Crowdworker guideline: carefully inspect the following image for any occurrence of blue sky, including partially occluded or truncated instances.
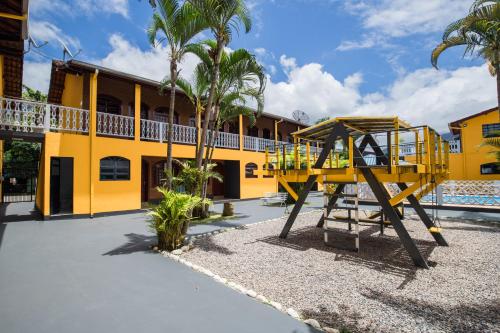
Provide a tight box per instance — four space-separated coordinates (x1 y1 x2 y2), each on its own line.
24 0 496 132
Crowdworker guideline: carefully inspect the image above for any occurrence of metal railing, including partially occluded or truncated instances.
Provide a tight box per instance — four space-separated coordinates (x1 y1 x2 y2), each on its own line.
0 97 89 133
97 112 134 138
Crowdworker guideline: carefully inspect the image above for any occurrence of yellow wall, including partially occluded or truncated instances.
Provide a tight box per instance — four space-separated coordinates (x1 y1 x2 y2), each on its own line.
40 131 277 216
449 110 500 180
61 74 84 108
36 71 281 216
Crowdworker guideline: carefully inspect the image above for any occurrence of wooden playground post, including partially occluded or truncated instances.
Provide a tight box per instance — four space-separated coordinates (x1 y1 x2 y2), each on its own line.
348 136 354 169
415 130 420 164
306 142 311 170
394 120 400 166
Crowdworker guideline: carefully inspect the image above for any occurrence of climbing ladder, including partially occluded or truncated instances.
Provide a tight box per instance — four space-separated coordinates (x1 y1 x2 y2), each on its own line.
323 177 360 252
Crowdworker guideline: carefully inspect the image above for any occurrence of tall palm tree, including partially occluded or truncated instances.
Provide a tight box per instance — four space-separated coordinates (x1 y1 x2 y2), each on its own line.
147 0 205 189
187 40 265 165
161 66 210 151
431 0 500 111
188 0 252 169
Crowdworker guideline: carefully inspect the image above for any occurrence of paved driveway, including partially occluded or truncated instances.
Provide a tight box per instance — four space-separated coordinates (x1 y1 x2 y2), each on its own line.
0 201 320 333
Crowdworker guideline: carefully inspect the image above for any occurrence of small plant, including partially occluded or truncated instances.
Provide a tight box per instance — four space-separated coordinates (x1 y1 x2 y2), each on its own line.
147 188 204 251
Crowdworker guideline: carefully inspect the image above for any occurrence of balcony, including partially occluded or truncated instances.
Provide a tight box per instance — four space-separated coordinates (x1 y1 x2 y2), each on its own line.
0 97 89 134
0 97 296 153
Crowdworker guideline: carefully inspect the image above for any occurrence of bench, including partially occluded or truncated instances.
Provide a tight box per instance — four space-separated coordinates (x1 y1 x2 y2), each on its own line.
261 192 288 207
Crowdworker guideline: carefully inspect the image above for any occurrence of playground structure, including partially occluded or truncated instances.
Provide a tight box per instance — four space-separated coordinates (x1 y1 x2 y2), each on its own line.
262 117 450 268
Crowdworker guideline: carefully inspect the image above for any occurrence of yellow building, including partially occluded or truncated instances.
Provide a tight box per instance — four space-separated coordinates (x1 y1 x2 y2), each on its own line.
447 108 499 180
1 58 307 218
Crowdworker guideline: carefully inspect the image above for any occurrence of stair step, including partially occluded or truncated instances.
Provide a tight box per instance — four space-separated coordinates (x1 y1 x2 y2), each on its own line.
324 217 359 224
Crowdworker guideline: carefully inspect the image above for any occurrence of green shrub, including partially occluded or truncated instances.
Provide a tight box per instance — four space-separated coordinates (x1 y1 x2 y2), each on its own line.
147 188 204 251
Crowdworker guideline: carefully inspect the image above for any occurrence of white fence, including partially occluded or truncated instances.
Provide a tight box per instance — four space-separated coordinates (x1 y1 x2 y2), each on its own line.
357 180 500 207
97 112 134 138
0 97 89 133
243 136 291 152
208 130 239 149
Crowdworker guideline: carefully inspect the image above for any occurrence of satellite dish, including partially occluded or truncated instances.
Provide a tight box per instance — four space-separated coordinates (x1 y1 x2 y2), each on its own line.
59 40 81 61
24 34 48 54
292 110 310 124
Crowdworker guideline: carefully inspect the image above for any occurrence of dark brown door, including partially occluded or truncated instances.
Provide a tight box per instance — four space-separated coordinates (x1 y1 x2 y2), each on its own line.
141 160 149 202
50 157 73 215
212 163 224 197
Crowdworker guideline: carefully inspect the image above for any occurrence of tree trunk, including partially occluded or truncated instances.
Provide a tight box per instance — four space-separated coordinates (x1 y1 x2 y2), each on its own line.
497 62 500 119
196 38 224 169
166 60 177 190
200 106 221 216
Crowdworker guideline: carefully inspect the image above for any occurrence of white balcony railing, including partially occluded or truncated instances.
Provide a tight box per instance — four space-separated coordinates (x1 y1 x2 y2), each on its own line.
97 112 134 138
244 136 283 152
141 119 197 145
0 97 89 133
207 130 239 149
141 119 163 141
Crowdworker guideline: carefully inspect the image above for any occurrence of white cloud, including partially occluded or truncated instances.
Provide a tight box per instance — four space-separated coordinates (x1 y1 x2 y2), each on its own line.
98 34 200 82
30 0 129 18
337 33 392 51
23 61 52 93
264 57 496 132
345 0 471 38
23 34 201 94
29 20 81 50
254 48 267 56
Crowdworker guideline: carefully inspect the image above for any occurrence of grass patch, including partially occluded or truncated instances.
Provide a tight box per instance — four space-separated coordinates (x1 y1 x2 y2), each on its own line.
190 213 239 225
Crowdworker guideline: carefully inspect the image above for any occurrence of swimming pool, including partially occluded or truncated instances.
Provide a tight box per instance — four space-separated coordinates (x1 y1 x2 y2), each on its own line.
421 194 500 206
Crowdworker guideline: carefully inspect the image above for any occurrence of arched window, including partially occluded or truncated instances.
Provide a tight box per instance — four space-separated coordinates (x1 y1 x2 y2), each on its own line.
97 94 121 114
227 121 238 134
154 107 179 124
245 162 258 178
189 115 196 127
262 128 271 139
100 157 130 181
247 126 259 137
263 163 274 178
140 103 150 119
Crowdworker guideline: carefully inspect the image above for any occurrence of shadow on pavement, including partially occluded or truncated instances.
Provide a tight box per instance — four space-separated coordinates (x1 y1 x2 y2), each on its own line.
102 233 156 256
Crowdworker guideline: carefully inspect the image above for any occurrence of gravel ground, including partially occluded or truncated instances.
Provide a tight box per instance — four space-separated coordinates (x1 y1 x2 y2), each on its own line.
182 211 500 333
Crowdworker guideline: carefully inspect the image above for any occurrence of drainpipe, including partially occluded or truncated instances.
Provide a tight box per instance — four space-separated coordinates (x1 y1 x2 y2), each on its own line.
90 69 99 218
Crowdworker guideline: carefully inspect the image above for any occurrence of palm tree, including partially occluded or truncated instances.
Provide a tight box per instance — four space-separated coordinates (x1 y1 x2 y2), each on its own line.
431 0 500 111
147 0 205 189
188 0 252 169
187 40 266 166
161 66 210 151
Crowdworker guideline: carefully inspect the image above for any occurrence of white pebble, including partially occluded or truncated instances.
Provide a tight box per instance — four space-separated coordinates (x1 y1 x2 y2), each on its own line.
256 295 269 303
269 301 283 311
304 319 321 330
287 308 301 320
